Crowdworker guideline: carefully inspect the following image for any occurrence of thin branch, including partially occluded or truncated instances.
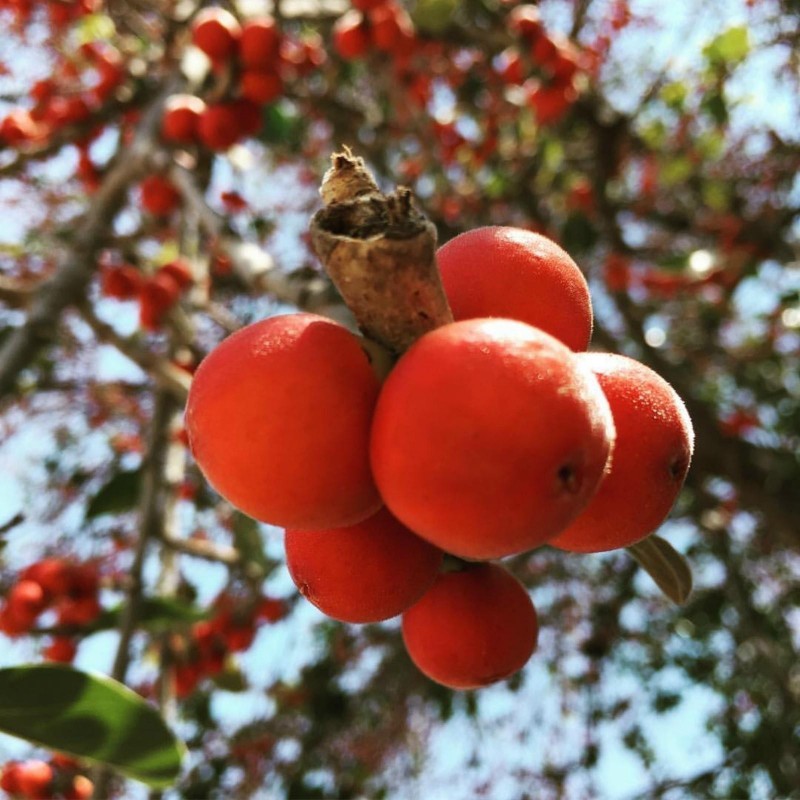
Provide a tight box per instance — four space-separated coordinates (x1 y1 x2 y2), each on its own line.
78 302 191 402
0 81 178 400
159 533 241 566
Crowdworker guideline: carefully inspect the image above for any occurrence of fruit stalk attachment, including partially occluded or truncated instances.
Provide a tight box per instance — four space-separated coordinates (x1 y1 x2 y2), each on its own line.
310 148 453 354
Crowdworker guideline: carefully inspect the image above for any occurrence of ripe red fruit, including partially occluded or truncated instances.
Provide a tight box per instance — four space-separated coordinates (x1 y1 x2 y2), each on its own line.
239 70 282 105
370 318 615 560
191 7 242 62
198 102 243 151
0 762 22 795
370 3 415 54
508 4 543 39
161 94 206 144
158 258 193 290
15 760 53 800
549 353 694 553
43 636 78 662
402 563 538 690
101 264 142 300
233 98 263 137
332 10 371 60
7 580 48 625
22 557 72 597
139 175 181 216
436 226 592 351
240 17 280 69
185 313 383 529
139 273 182 331
285 508 443 624
66 775 94 800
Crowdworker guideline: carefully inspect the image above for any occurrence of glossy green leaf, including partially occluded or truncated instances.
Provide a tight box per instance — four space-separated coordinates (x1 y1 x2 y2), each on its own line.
86 469 141 518
0 664 185 787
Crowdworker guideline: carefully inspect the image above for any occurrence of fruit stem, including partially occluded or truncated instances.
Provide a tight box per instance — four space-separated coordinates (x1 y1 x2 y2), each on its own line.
310 148 453 354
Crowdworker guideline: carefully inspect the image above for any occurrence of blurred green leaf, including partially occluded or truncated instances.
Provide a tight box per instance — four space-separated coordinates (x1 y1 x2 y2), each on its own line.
660 156 693 187
86 469 142 519
76 13 116 44
232 512 270 576
413 0 459 33
0 664 184 787
703 26 750 66
660 81 687 109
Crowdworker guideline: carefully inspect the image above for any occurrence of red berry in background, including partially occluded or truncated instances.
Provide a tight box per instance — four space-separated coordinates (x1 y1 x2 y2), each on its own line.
436 226 593 351
56 595 101 626
198 102 243 151
139 273 182 331
402 563 539 690
549 353 694 553
15 759 53 800
43 636 78 662
239 70 282 105
139 175 181 216
66 775 95 800
370 318 615 560
508 4 543 39
191 7 242 62
352 0 385 10
239 16 280 69
158 258 193 290
0 762 22 795
22 557 72 597
7 579 48 625
495 46 525 84
162 94 206 144
285 508 443 624
100 264 142 300
186 313 383 529
332 10 371 61
233 98 263 137
370 3 415 55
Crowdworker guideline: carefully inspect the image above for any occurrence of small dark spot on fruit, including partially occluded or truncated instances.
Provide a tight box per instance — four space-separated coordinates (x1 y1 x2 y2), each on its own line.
669 455 688 481
557 463 582 494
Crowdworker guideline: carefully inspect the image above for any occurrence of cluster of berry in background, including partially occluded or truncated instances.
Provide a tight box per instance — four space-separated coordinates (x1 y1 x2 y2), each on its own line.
0 558 101 663
186 227 694 690
1 754 93 800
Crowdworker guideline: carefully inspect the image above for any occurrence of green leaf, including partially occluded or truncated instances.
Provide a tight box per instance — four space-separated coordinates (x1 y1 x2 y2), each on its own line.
701 91 728 126
660 81 687 110
86 469 142 518
412 0 458 33
232 512 270 577
0 664 184 787
660 156 693 187
627 535 693 604
703 25 750 67
94 597 210 633
76 13 116 44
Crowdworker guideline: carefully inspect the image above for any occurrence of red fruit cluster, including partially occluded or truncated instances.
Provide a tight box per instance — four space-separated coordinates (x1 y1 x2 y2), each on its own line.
0 558 101 657
99 255 194 332
171 593 287 697
332 2 415 61
1 755 93 800
501 4 585 125
185 226 694 689
159 11 295 152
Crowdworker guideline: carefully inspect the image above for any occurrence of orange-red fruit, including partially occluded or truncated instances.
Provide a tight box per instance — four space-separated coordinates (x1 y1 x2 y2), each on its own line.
549 353 694 553
192 7 242 62
197 102 242 151
15 759 53 800
139 175 181 216
240 17 280 69
370 318 615 560
162 94 206 143
436 226 592 351
158 258 193 290
285 508 443 624
186 313 383 529
240 70 282 105
332 10 370 60
402 563 538 690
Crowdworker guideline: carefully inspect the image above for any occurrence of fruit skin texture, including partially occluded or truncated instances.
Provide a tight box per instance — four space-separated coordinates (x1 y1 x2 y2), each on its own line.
285 508 443 624
186 313 383 529
549 353 694 553
370 318 615 560
402 563 538 690
436 226 593 351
